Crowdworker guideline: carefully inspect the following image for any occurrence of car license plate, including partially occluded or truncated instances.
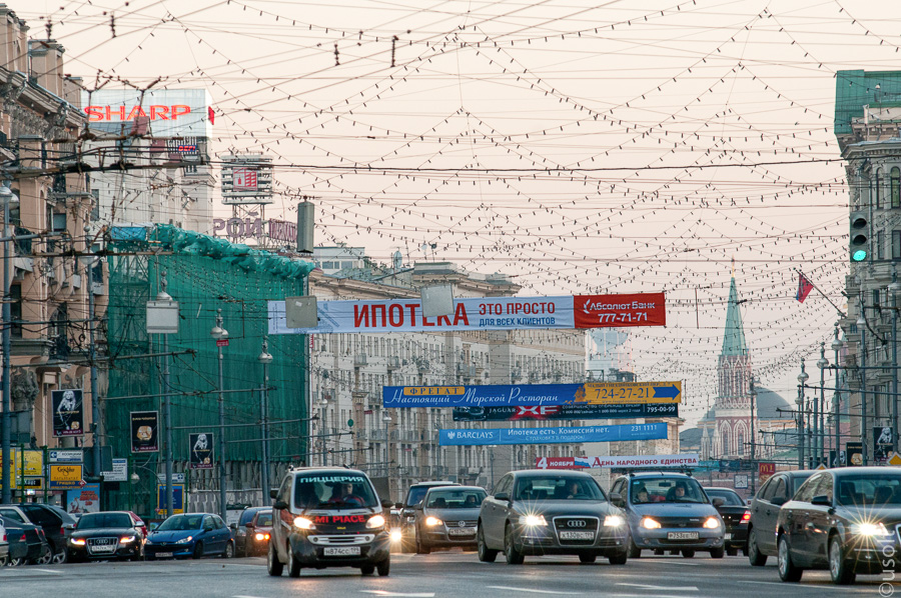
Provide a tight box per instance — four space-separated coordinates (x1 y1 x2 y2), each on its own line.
667 532 699 540
155 552 173 558
559 531 594 541
91 546 115 553
323 546 361 556
448 528 475 536
724 533 732 540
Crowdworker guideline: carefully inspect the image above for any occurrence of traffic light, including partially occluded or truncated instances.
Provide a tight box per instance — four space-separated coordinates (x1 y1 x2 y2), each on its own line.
850 211 870 262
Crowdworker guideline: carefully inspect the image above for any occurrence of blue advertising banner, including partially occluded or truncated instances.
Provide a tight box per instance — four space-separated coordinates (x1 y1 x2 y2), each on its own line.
438 422 667 446
452 403 678 422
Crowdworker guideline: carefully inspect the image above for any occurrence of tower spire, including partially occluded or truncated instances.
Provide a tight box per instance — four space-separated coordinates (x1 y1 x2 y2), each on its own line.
722 275 748 356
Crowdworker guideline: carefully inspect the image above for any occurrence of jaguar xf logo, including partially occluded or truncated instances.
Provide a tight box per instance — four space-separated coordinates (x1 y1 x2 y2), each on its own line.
566 520 586 528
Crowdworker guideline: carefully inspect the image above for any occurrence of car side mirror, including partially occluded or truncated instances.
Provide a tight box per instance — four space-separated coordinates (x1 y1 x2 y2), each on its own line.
712 497 725 508
395 502 404 509
135 524 143 531
413 504 423 511
270 489 278 500
273 500 289 510
381 499 394 509
811 495 831 507
229 523 237 530
63 523 75 531
770 496 787 507
494 492 510 502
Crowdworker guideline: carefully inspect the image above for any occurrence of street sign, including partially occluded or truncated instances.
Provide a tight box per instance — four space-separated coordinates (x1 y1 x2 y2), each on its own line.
734 474 749 489
49 449 84 463
157 473 186 484
887 452 901 467
578 382 681 404
216 338 229 347
102 458 128 482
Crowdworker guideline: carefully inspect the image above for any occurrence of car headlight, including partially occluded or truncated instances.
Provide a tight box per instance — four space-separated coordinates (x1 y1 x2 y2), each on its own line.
519 514 547 527
604 515 625 527
175 536 193 544
390 529 403 542
424 516 443 527
853 522 892 537
119 536 136 543
703 517 721 530
294 517 315 530
366 515 387 529
640 517 661 530
69 538 86 546
254 532 270 541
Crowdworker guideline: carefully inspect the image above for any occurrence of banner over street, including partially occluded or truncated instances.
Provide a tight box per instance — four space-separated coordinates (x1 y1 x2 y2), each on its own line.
438 422 667 446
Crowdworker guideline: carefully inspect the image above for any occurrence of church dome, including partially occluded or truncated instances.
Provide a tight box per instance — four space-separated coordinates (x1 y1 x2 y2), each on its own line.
755 386 792 420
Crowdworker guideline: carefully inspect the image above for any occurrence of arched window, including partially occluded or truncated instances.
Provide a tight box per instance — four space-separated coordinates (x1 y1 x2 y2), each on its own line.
892 167 901 209
738 431 745 456
876 168 883 209
722 428 730 456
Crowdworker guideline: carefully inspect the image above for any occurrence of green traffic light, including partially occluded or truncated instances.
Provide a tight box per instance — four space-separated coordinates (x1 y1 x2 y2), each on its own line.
852 249 868 262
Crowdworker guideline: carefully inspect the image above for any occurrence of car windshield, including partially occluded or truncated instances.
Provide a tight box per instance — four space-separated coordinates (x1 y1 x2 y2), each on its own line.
837 475 901 507
514 476 605 501
705 489 744 506
294 473 379 510
76 513 132 529
256 512 273 526
631 477 706 504
157 515 203 531
426 489 486 509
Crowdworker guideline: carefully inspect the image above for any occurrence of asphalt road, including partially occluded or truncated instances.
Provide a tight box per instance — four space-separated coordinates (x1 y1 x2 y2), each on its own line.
0 551 896 597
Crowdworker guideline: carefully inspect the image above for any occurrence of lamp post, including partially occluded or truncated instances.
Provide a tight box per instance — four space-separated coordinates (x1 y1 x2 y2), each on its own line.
832 323 844 466
0 182 17 504
817 343 829 467
258 338 273 506
382 412 392 482
210 310 228 521
749 377 757 494
798 359 809 469
319 395 328 467
890 272 901 454
858 304 869 466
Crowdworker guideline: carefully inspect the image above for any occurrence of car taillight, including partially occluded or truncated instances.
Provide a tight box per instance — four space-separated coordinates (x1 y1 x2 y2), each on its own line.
19 532 25 541
741 511 751 523
60 527 65 537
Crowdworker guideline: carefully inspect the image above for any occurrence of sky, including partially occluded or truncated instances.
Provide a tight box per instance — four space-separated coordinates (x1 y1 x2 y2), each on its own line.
18 0 901 428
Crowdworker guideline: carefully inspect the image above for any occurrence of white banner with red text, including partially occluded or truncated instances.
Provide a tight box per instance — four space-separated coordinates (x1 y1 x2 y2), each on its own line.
536 453 700 470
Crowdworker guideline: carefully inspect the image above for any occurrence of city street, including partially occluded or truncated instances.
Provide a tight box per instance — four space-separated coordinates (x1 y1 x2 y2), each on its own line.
0 551 891 598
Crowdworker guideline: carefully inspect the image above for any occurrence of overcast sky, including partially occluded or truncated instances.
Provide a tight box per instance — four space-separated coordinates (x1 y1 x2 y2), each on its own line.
19 0 900 426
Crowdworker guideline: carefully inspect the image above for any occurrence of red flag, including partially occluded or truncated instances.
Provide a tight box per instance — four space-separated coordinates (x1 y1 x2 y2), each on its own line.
796 272 814 303
208 106 215 125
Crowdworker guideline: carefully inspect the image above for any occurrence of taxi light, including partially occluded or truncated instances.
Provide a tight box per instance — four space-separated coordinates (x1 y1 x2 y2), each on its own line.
640 517 661 530
703 517 720 530
854 522 891 536
519 514 547 527
294 517 315 530
366 515 387 529
425 516 443 527
603 515 625 527
741 511 751 523
70 538 86 546
390 529 403 542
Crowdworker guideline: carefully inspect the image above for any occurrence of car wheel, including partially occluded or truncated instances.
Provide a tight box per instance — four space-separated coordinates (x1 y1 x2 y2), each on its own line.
193 542 204 559
829 535 855 585
223 541 235 559
288 543 302 578
681 549 695 558
579 553 597 564
377 557 390 577
9 557 26 567
710 546 724 559
267 541 283 577
477 526 498 563
608 550 628 565
416 533 431 555
628 539 642 558
34 544 53 566
361 564 375 575
0 554 7 567
777 534 803 582
747 527 767 566
504 524 524 565
51 549 67 564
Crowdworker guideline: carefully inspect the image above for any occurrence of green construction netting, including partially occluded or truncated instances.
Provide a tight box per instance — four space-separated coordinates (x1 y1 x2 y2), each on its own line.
104 225 314 513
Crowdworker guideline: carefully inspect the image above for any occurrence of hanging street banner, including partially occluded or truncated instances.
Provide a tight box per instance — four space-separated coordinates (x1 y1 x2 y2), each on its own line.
131 411 160 453
189 433 214 469
453 403 678 422
268 292 665 335
384 382 681 409
438 422 667 446
51 389 84 437
535 453 700 470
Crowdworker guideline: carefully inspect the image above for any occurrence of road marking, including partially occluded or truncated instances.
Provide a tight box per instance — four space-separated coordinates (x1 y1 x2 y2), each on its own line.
616 584 698 591
486 587 583 595
31 569 63 574
360 592 436 597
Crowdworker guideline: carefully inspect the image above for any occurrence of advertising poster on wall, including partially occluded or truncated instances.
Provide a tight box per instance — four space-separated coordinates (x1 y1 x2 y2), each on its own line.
189 433 214 469
51 389 84 437
131 411 159 453
67 483 101 515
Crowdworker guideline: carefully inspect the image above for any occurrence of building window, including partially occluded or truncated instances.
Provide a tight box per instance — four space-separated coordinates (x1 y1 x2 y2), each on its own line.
893 167 901 208
738 431 745 456
878 230 885 260
894 230 901 259
876 169 883 209
722 429 729 456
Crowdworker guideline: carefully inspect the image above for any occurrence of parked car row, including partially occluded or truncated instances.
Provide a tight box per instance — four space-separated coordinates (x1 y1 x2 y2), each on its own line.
0 502 77 566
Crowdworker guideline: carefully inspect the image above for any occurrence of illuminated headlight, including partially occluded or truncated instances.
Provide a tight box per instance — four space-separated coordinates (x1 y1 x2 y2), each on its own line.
294 517 315 530
425 516 443 527
519 515 547 527
390 529 403 542
703 518 721 530
69 538 86 546
119 536 136 543
366 515 387 529
175 536 193 544
406 516 415 523
145 538 154 545
853 522 892 537
640 517 661 530
604 515 625 527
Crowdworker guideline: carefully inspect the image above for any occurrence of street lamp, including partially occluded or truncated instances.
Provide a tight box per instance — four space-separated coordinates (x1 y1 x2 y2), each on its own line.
319 395 328 467
798 359 809 469
210 310 228 521
832 324 844 465
816 343 829 467
857 304 869 465
1 183 18 504
382 412 392 481
889 272 901 454
258 338 273 505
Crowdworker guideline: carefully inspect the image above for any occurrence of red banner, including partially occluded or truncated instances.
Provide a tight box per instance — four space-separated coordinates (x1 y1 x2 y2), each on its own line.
574 292 666 329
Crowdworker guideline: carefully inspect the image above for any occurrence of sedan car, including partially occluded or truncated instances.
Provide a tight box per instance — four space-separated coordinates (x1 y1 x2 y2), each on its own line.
145 513 234 560
414 486 486 553
67 511 145 562
746 469 814 566
0 503 76 563
776 467 901 585
5 520 51 566
704 487 750 556
609 473 725 559
397 481 460 553
241 508 273 557
477 470 629 565
234 507 271 557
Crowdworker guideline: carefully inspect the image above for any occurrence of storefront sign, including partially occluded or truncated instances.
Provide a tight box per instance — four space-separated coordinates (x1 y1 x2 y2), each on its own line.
438 422 667 446
49 464 84 490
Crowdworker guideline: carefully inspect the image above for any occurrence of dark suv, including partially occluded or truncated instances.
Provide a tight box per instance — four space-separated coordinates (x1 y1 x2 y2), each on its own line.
0 503 77 564
268 467 392 578
397 481 459 553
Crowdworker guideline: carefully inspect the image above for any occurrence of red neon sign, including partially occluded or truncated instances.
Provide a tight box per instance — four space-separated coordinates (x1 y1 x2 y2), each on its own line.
84 105 192 122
